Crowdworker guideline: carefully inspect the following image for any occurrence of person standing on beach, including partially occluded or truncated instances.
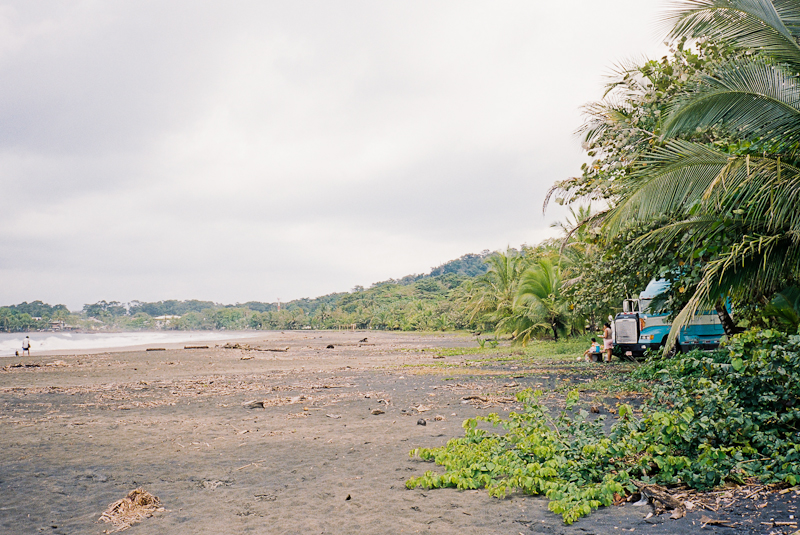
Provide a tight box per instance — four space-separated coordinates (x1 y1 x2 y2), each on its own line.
22 336 31 355
602 323 612 362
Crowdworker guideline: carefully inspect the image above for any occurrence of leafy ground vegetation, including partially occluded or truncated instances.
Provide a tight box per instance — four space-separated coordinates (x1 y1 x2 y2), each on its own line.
407 330 800 524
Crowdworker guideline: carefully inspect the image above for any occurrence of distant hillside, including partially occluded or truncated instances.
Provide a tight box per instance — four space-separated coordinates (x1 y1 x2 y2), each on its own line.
368 251 492 286
429 251 492 277
1 251 495 332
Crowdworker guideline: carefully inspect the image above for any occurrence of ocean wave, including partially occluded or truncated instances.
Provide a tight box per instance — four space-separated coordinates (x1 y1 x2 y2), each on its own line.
0 331 262 357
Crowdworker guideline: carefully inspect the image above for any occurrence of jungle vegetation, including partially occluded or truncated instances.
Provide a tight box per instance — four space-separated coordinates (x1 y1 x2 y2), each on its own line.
407 0 800 525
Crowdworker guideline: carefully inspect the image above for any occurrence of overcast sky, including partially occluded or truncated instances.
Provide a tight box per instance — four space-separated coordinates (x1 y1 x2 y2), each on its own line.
0 1 666 311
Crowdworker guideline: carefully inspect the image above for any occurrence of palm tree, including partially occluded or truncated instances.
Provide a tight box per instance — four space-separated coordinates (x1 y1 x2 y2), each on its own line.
590 0 800 348
457 250 528 330
513 258 573 343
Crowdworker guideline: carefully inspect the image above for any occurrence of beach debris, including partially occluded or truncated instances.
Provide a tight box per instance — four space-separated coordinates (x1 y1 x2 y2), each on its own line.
199 480 228 490
184 345 209 349
699 515 731 528
236 460 266 471
48 360 69 367
146 348 166 352
243 395 307 410
632 481 685 519
359 338 368 343
371 409 385 415
98 488 164 533
503 382 519 388
417 419 426 426
460 394 517 407
414 405 432 413
240 355 254 360
345 494 352 500
223 342 289 351
434 415 445 421
326 413 342 419
4 362 42 370
433 355 445 359
326 344 335 349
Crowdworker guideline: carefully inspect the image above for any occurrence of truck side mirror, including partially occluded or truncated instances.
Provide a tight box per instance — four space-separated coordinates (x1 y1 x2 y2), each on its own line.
623 301 630 313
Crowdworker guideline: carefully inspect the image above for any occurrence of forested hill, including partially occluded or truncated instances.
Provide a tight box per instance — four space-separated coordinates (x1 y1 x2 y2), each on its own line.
0 252 493 332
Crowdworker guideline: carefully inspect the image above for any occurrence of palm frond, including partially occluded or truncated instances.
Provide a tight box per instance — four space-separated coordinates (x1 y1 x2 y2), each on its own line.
634 213 744 251
578 100 639 145
664 57 800 142
603 140 732 235
717 156 800 233
663 0 800 68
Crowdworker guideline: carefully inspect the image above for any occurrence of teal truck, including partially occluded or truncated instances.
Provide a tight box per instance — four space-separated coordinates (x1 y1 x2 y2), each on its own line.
612 279 725 359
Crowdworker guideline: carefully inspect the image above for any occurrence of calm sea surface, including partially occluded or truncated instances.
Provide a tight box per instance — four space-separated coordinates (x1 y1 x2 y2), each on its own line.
0 331 263 357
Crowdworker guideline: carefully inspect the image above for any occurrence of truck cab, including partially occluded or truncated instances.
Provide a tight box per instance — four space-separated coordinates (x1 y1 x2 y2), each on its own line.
613 279 725 359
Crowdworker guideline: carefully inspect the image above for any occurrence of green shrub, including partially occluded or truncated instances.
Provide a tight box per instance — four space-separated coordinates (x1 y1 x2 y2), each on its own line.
407 329 800 524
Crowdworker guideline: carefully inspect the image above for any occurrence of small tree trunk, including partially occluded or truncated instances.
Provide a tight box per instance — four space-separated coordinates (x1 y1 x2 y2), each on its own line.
715 300 741 336
551 322 559 341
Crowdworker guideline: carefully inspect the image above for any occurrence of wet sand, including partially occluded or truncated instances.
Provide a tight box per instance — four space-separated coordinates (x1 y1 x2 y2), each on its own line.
0 331 795 534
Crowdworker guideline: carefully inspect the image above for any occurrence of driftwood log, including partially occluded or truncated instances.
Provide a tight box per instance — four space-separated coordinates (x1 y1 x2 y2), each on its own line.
632 480 686 519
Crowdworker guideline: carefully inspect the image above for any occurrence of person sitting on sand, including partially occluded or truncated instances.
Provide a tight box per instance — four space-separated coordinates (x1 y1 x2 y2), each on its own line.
22 336 31 356
583 338 602 362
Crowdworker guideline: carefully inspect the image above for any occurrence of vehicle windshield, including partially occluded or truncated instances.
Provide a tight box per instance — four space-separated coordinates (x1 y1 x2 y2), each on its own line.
640 298 652 313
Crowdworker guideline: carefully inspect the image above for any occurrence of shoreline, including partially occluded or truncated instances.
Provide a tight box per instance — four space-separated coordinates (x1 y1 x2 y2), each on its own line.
0 330 268 358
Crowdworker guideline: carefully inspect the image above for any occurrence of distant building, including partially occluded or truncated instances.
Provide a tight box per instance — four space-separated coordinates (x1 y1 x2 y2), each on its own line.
154 315 181 328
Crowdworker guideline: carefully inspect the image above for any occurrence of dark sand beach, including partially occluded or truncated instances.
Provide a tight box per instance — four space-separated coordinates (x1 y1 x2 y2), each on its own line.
1 331 796 534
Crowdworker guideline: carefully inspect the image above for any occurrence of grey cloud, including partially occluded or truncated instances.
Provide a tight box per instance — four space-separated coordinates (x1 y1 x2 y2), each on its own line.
0 0 664 308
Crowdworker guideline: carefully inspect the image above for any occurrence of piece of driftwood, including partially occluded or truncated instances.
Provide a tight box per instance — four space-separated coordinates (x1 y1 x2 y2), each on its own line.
632 481 686 519
146 348 166 352
184 345 209 349
700 515 731 527
222 342 250 349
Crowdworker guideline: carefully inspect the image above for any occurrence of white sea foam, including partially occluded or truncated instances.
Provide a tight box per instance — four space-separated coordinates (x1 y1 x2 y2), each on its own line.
0 331 262 357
